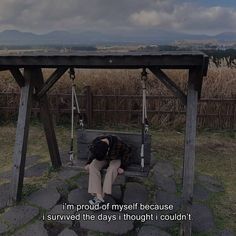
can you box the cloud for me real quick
[130,10,176,27]
[0,0,235,34]
[130,2,236,33]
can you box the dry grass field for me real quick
[0,66,235,98]
[0,66,235,129]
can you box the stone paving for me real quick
[24,162,50,178]
[0,183,10,210]
[78,210,134,234]
[191,204,215,233]
[13,221,48,236]
[138,226,171,236]
[2,205,39,228]
[0,153,235,236]
[26,187,61,210]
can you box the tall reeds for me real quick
[0,67,235,129]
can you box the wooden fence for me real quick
[0,86,235,129]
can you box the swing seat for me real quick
[77,129,151,177]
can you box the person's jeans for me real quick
[88,159,121,195]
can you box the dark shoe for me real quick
[89,197,104,206]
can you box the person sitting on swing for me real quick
[84,135,131,205]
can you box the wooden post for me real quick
[115,94,118,125]
[172,98,177,128]
[180,68,200,236]
[55,92,60,124]
[85,86,93,128]
[10,68,34,203]
[232,101,236,131]
[33,68,62,168]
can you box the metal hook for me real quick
[141,68,148,81]
[69,67,75,80]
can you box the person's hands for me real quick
[84,164,90,171]
[117,168,124,174]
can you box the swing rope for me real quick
[140,68,149,171]
[68,67,149,173]
[68,68,84,164]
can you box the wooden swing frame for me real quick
[0,51,209,236]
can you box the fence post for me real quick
[55,92,60,124]
[85,86,93,128]
[233,101,236,131]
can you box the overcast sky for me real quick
[0,0,235,35]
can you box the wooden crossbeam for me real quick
[10,68,34,202]
[33,68,62,168]
[149,67,187,105]
[180,68,200,236]
[0,52,208,69]
[37,67,68,98]
[10,68,25,87]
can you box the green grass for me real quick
[0,122,71,179]
[22,183,41,198]
[0,123,235,234]
[151,129,236,234]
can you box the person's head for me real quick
[91,140,109,161]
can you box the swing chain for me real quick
[69,68,84,128]
[68,68,84,165]
[79,119,84,128]
[140,68,149,172]
[141,68,149,133]
[69,67,75,80]
[141,68,148,82]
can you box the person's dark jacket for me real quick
[86,135,131,170]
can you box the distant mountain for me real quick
[214,32,236,41]
[0,29,236,46]
[0,30,38,44]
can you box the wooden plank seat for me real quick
[77,129,151,177]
